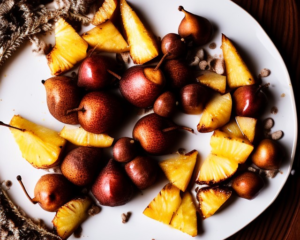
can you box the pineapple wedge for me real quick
[222,34,255,88]
[92,0,118,26]
[59,126,114,148]
[170,192,198,237]
[159,150,198,192]
[143,183,181,225]
[236,116,257,143]
[82,20,129,53]
[198,93,232,133]
[221,119,244,138]
[197,187,232,219]
[197,153,238,185]
[10,115,66,169]
[197,71,226,94]
[210,130,254,164]
[47,18,88,75]
[53,197,92,240]
[120,0,159,64]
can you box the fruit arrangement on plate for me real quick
[0,0,286,239]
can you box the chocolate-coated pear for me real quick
[42,76,82,124]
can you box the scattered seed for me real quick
[195,48,205,60]
[88,205,101,216]
[281,93,285,97]
[121,212,131,223]
[199,60,209,70]
[210,58,225,75]
[260,68,271,77]
[271,106,278,114]
[209,42,216,49]
[271,130,284,140]
[263,118,274,130]
[73,226,82,238]
[189,56,200,67]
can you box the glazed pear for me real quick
[119,59,166,108]
[113,137,137,163]
[92,159,134,206]
[153,91,177,118]
[42,76,82,124]
[61,147,103,186]
[68,91,123,134]
[133,113,194,155]
[161,33,186,60]
[178,6,213,46]
[17,174,74,212]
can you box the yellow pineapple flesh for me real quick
[143,183,181,225]
[120,0,159,64]
[53,197,92,240]
[221,34,255,88]
[82,20,129,53]
[170,192,197,237]
[197,71,226,94]
[197,153,238,185]
[210,130,254,164]
[59,126,114,148]
[221,119,244,138]
[159,150,198,192]
[197,187,232,219]
[198,93,232,133]
[236,116,257,143]
[47,18,88,75]
[92,0,118,26]
[10,115,66,169]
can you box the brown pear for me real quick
[17,174,74,212]
[251,139,282,170]
[113,137,137,163]
[153,91,177,118]
[161,33,186,60]
[61,147,104,186]
[42,76,82,125]
[178,6,213,46]
[133,113,194,155]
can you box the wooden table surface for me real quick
[228,0,300,239]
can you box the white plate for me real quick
[0,0,298,239]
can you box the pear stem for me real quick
[107,69,122,80]
[154,52,170,71]
[256,83,270,94]
[41,80,45,84]
[178,6,184,11]
[66,107,85,115]
[16,175,37,205]
[0,121,25,132]
[163,125,194,134]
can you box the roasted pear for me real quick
[133,113,194,155]
[153,91,177,118]
[42,76,82,124]
[161,33,186,60]
[113,137,137,163]
[61,147,103,186]
[17,174,74,212]
[178,6,213,46]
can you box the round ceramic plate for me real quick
[0,0,298,239]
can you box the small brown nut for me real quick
[88,205,101,216]
[271,130,284,140]
[199,60,209,70]
[121,212,131,223]
[189,56,200,67]
[195,48,205,60]
[263,118,274,130]
[260,68,271,77]
[248,166,259,173]
[211,58,225,75]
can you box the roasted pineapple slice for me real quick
[9,115,66,169]
[82,21,129,53]
[47,18,88,75]
[221,119,244,138]
[221,34,255,88]
[59,126,114,147]
[159,150,198,192]
[197,153,238,185]
[198,93,232,133]
[210,130,254,164]
[53,197,92,240]
[197,187,232,219]
[236,116,257,143]
[120,0,159,64]
[170,192,197,237]
[143,183,181,225]
[197,71,226,94]
[92,0,118,25]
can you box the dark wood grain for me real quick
[228,0,300,239]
